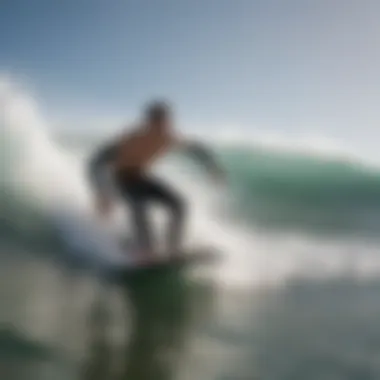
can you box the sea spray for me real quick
[2,76,380,287]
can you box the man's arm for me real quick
[88,141,118,190]
[172,137,225,182]
[87,140,120,216]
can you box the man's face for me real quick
[149,114,172,133]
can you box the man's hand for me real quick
[175,138,227,185]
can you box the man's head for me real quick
[144,100,172,131]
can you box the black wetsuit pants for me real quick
[116,172,185,253]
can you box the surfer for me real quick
[87,100,225,263]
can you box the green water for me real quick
[2,253,254,380]
[4,138,380,379]
[5,252,380,380]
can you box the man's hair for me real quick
[144,100,171,121]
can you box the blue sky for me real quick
[1,0,380,147]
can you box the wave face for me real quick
[220,145,380,236]
[2,76,380,287]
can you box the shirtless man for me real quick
[87,100,224,262]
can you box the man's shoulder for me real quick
[119,123,146,141]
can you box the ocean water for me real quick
[2,78,380,380]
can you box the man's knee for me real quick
[170,195,186,220]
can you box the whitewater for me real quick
[5,77,380,379]
[2,76,380,288]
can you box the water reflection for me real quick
[81,269,216,380]
[7,254,380,380]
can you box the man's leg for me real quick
[142,177,186,255]
[129,197,154,256]
[119,177,156,261]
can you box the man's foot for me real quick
[135,250,159,266]
[168,246,182,261]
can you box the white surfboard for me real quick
[55,212,219,277]
[54,212,133,272]
[118,247,221,275]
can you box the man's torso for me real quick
[114,125,173,173]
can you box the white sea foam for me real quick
[2,75,380,289]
